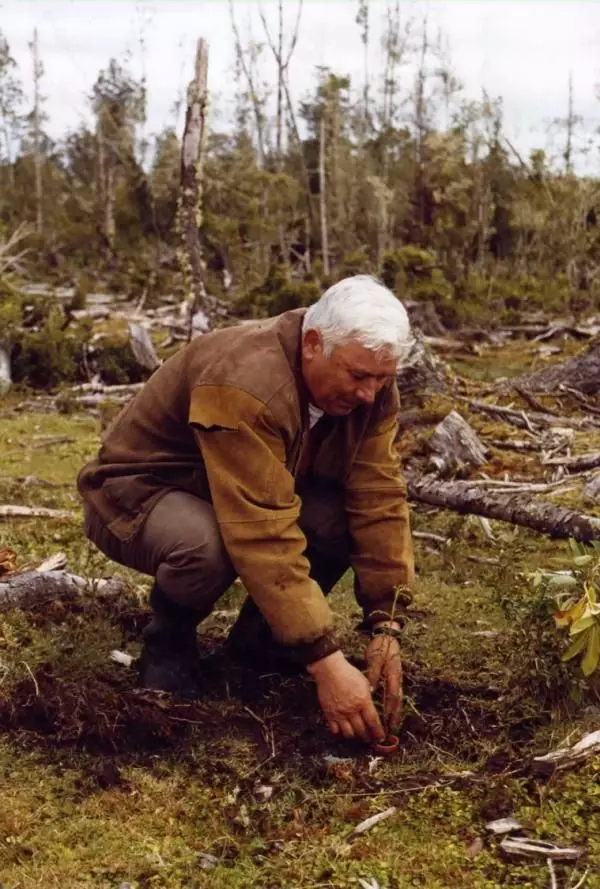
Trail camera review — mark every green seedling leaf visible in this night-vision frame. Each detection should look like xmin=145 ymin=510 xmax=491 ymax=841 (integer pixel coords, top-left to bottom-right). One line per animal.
xmin=562 ymin=629 xmax=591 ymax=663
xmin=568 ymin=539 xmax=584 ymax=558
xmin=554 ymin=595 xmax=586 ymax=628
xmin=569 ymin=614 xmax=598 ymax=636
xmin=581 ymin=625 xmax=600 ymax=676
xmin=573 ymin=555 xmax=593 ymax=567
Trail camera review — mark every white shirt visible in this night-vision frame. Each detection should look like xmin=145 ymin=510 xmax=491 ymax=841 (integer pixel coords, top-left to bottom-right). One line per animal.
xmin=308 ymin=403 xmax=324 ymax=429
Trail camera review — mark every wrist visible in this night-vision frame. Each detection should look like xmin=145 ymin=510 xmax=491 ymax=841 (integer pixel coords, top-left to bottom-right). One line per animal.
xmin=306 ymin=649 xmax=345 ymax=678
xmin=372 ymin=619 xmax=402 ymax=631
xmin=370 ymin=622 xmax=402 ymax=640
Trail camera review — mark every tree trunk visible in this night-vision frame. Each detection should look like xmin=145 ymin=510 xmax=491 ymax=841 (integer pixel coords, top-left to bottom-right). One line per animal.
xmin=0 ymin=571 xmax=126 ymax=614
xmin=406 ymin=472 xmax=600 ymax=542
xmin=0 ymin=341 xmax=11 ymax=395
xmin=178 ymin=38 xmax=209 ymax=337
xmin=31 ymin=28 xmax=43 ymax=235
xmin=319 ymin=112 xmax=330 ymax=276
xmin=508 ymin=337 xmax=600 ymax=396
xmin=428 ymin=411 xmax=488 ymax=477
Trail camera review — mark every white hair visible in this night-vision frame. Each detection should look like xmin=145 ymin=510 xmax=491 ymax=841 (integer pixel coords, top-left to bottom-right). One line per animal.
xmin=303 ymin=274 xmax=412 ymax=363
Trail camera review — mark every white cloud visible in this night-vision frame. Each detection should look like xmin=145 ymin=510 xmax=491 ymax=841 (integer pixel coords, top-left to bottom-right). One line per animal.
xmin=2 ymin=0 xmax=599 ymax=168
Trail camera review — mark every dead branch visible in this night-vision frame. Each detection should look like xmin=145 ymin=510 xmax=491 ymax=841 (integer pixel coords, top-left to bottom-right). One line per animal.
xmin=0 ymin=570 xmax=126 ymax=613
xmin=0 ymin=505 xmax=76 ymax=520
xmin=467 ymin=399 xmax=599 ymax=430
xmin=507 ymin=336 xmax=600 ymax=396
xmin=406 ymin=473 xmax=600 ymax=542
xmin=543 ymin=452 xmax=600 ymax=472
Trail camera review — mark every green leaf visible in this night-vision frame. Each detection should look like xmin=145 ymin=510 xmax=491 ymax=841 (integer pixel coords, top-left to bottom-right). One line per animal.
xmin=581 ymin=625 xmax=600 ymax=677
xmin=569 ymin=615 xmax=597 ymax=636
xmin=562 ymin=630 xmax=590 ymax=663
xmin=573 ymin=555 xmax=593 ymax=567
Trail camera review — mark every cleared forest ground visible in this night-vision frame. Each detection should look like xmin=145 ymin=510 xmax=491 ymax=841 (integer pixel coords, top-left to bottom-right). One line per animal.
xmin=0 ymin=335 xmax=599 ymax=889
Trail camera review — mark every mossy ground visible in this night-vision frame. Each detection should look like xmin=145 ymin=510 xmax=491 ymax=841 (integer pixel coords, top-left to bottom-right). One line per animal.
xmin=1 ymin=338 xmax=600 ymax=889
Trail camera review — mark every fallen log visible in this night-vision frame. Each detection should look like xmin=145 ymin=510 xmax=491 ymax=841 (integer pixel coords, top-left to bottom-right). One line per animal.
xmin=0 ymin=505 xmax=76 ymax=520
xmin=0 ymin=570 xmax=126 ymax=613
xmin=467 ymin=399 xmax=599 ymax=430
xmin=406 ymin=473 xmax=600 ymax=542
xmin=543 ymin=452 xmax=600 ymax=472
xmin=507 ymin=336 xmax=600 ymax=396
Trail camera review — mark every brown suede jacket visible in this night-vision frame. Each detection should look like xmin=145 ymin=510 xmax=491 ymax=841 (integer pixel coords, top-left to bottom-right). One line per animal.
xmin=78 ymin=309 xmax=414 ymax=662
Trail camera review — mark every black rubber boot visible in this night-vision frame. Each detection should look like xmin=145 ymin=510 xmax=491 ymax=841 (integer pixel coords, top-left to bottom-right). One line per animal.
xmin=138 ymin=584 xmax=203 ymax=699
xmin=226 ymin=549 xmax=348 ymax=673
xmin=226 ymin=597 xmax=302 ymax=673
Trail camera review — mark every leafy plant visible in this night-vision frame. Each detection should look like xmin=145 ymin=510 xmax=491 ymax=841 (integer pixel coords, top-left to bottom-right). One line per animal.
xmin=530 ymin=540 xmax=600 ymax=677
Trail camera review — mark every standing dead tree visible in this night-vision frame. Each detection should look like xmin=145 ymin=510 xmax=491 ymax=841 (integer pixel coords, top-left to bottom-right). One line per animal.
xmin=258 ymin=0 xmax=316 ymax=270
xmin=177 ymin=38 xmax=210 ymax=338
xmin=29 ymin=28 xmax=43 ymax=235
xmin=229 ymin=2 xmax=267 ymax=167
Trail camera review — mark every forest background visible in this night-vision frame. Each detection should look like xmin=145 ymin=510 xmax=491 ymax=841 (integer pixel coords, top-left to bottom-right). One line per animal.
xmin=2 ymin=0 xmax=600 ymax=382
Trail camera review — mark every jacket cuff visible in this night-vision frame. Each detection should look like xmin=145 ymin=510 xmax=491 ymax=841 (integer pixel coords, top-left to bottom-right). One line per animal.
xmin=357 ymin=588 xmax=413 ymax=632
xmin=289 ymin=632 xmax=340 ymax=666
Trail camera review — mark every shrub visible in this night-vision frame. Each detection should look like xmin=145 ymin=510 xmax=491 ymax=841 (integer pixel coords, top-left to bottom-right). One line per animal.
xmin=234 ymin=263 xmax=320 ymax=318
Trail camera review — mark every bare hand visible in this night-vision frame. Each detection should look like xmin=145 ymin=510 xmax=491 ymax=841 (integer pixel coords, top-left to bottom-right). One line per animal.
xmin=366 ymin=633 xmax=403 ymax=733
xmin=307 ymin=651 xmax=384 ymax=743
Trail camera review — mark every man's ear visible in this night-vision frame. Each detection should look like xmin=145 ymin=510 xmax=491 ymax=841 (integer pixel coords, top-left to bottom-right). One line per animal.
xmin=302 ymin=328 xmax=324 ymax=361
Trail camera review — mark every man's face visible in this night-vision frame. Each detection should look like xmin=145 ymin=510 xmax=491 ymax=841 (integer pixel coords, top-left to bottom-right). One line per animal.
xmin=301 ymin=330 xmax=397 ymax=416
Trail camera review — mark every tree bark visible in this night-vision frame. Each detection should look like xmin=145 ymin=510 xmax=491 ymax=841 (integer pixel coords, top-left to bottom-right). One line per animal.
xmin=406 ymin=472 xmax=600 ymax=542
xmin=507 ymin=337 xmax=600 ymax=396
xmin=178 ymin=38 xmax=209 ymax=337
xmin=319 ymin=112 xmax=330 ymax=275
xmin=428 ymin=411 xmax=488 ymax=476
xmin=0 ymin=571 xmax=126 ymax=613
xmin=31 ymin=28 xmax=43 ymax=235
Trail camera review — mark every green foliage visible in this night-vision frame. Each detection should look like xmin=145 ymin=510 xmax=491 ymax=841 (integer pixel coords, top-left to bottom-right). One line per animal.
xmin=494 ymin=541 xmax=600 ymax=715
xmin=381 ymin=246 xmax=453 ymax=310
xmin=11 ymin=307 xmax=82 ymax=388
xmin=91 ymin=339 xmax=147 ymax=385
xmin=544 ymin=540 xmax=600 ymax=677
xmin=234 ymin=263 xmax=320 ymax=318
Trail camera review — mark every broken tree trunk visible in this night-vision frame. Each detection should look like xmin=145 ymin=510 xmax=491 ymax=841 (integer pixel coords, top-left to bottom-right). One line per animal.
xmin=396 ymin=334 xmax=452 ymax=408
xmin=428 ymin=410 xmax=488 ymax=477
xmin=178 ymin=38 xmax=210 ymax=339
xmin=506 ymin=336 xmax=600 ymax=395
xmin=406 ymin=472 xmax=600 ymax=542
xmin=0 ymin=340 xmax=11 ymax=395
xmin=128 ymin=323 xmax=161 ymax=372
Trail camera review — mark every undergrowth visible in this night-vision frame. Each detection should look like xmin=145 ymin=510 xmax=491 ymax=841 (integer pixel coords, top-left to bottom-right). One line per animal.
xmin=0 ymin=402 xmax=599 ymax=888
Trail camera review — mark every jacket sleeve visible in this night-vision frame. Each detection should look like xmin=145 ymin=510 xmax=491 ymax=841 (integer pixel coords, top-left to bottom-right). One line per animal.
xmin=189 ymin=384 xmax=338 ymax=664
xmin=345 ymin=387 xmax=415 ymax=627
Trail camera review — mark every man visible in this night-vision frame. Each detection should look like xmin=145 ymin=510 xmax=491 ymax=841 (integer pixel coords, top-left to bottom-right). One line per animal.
xmin=78 ymin=274 xmax=415 ymax=745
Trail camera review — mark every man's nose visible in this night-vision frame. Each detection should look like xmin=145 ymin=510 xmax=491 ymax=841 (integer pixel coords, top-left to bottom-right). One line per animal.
xmin=357 ymin=381 xmax=377 ymax=403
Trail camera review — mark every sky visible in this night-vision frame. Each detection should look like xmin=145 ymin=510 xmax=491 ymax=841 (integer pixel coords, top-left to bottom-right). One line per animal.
xmin=2 ymin=0 xmax=600 ymax=169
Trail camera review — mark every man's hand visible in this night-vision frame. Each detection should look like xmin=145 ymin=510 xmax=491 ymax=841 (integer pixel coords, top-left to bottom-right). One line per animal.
xmin=365 ymin=624 xmax=403 ymax=733
xmin=307 ymin=650 xmax=384 ymax=743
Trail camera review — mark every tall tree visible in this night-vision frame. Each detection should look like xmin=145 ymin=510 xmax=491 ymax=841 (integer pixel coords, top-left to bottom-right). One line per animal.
xmin=91 ymin=58 xmax=146 ymax=255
